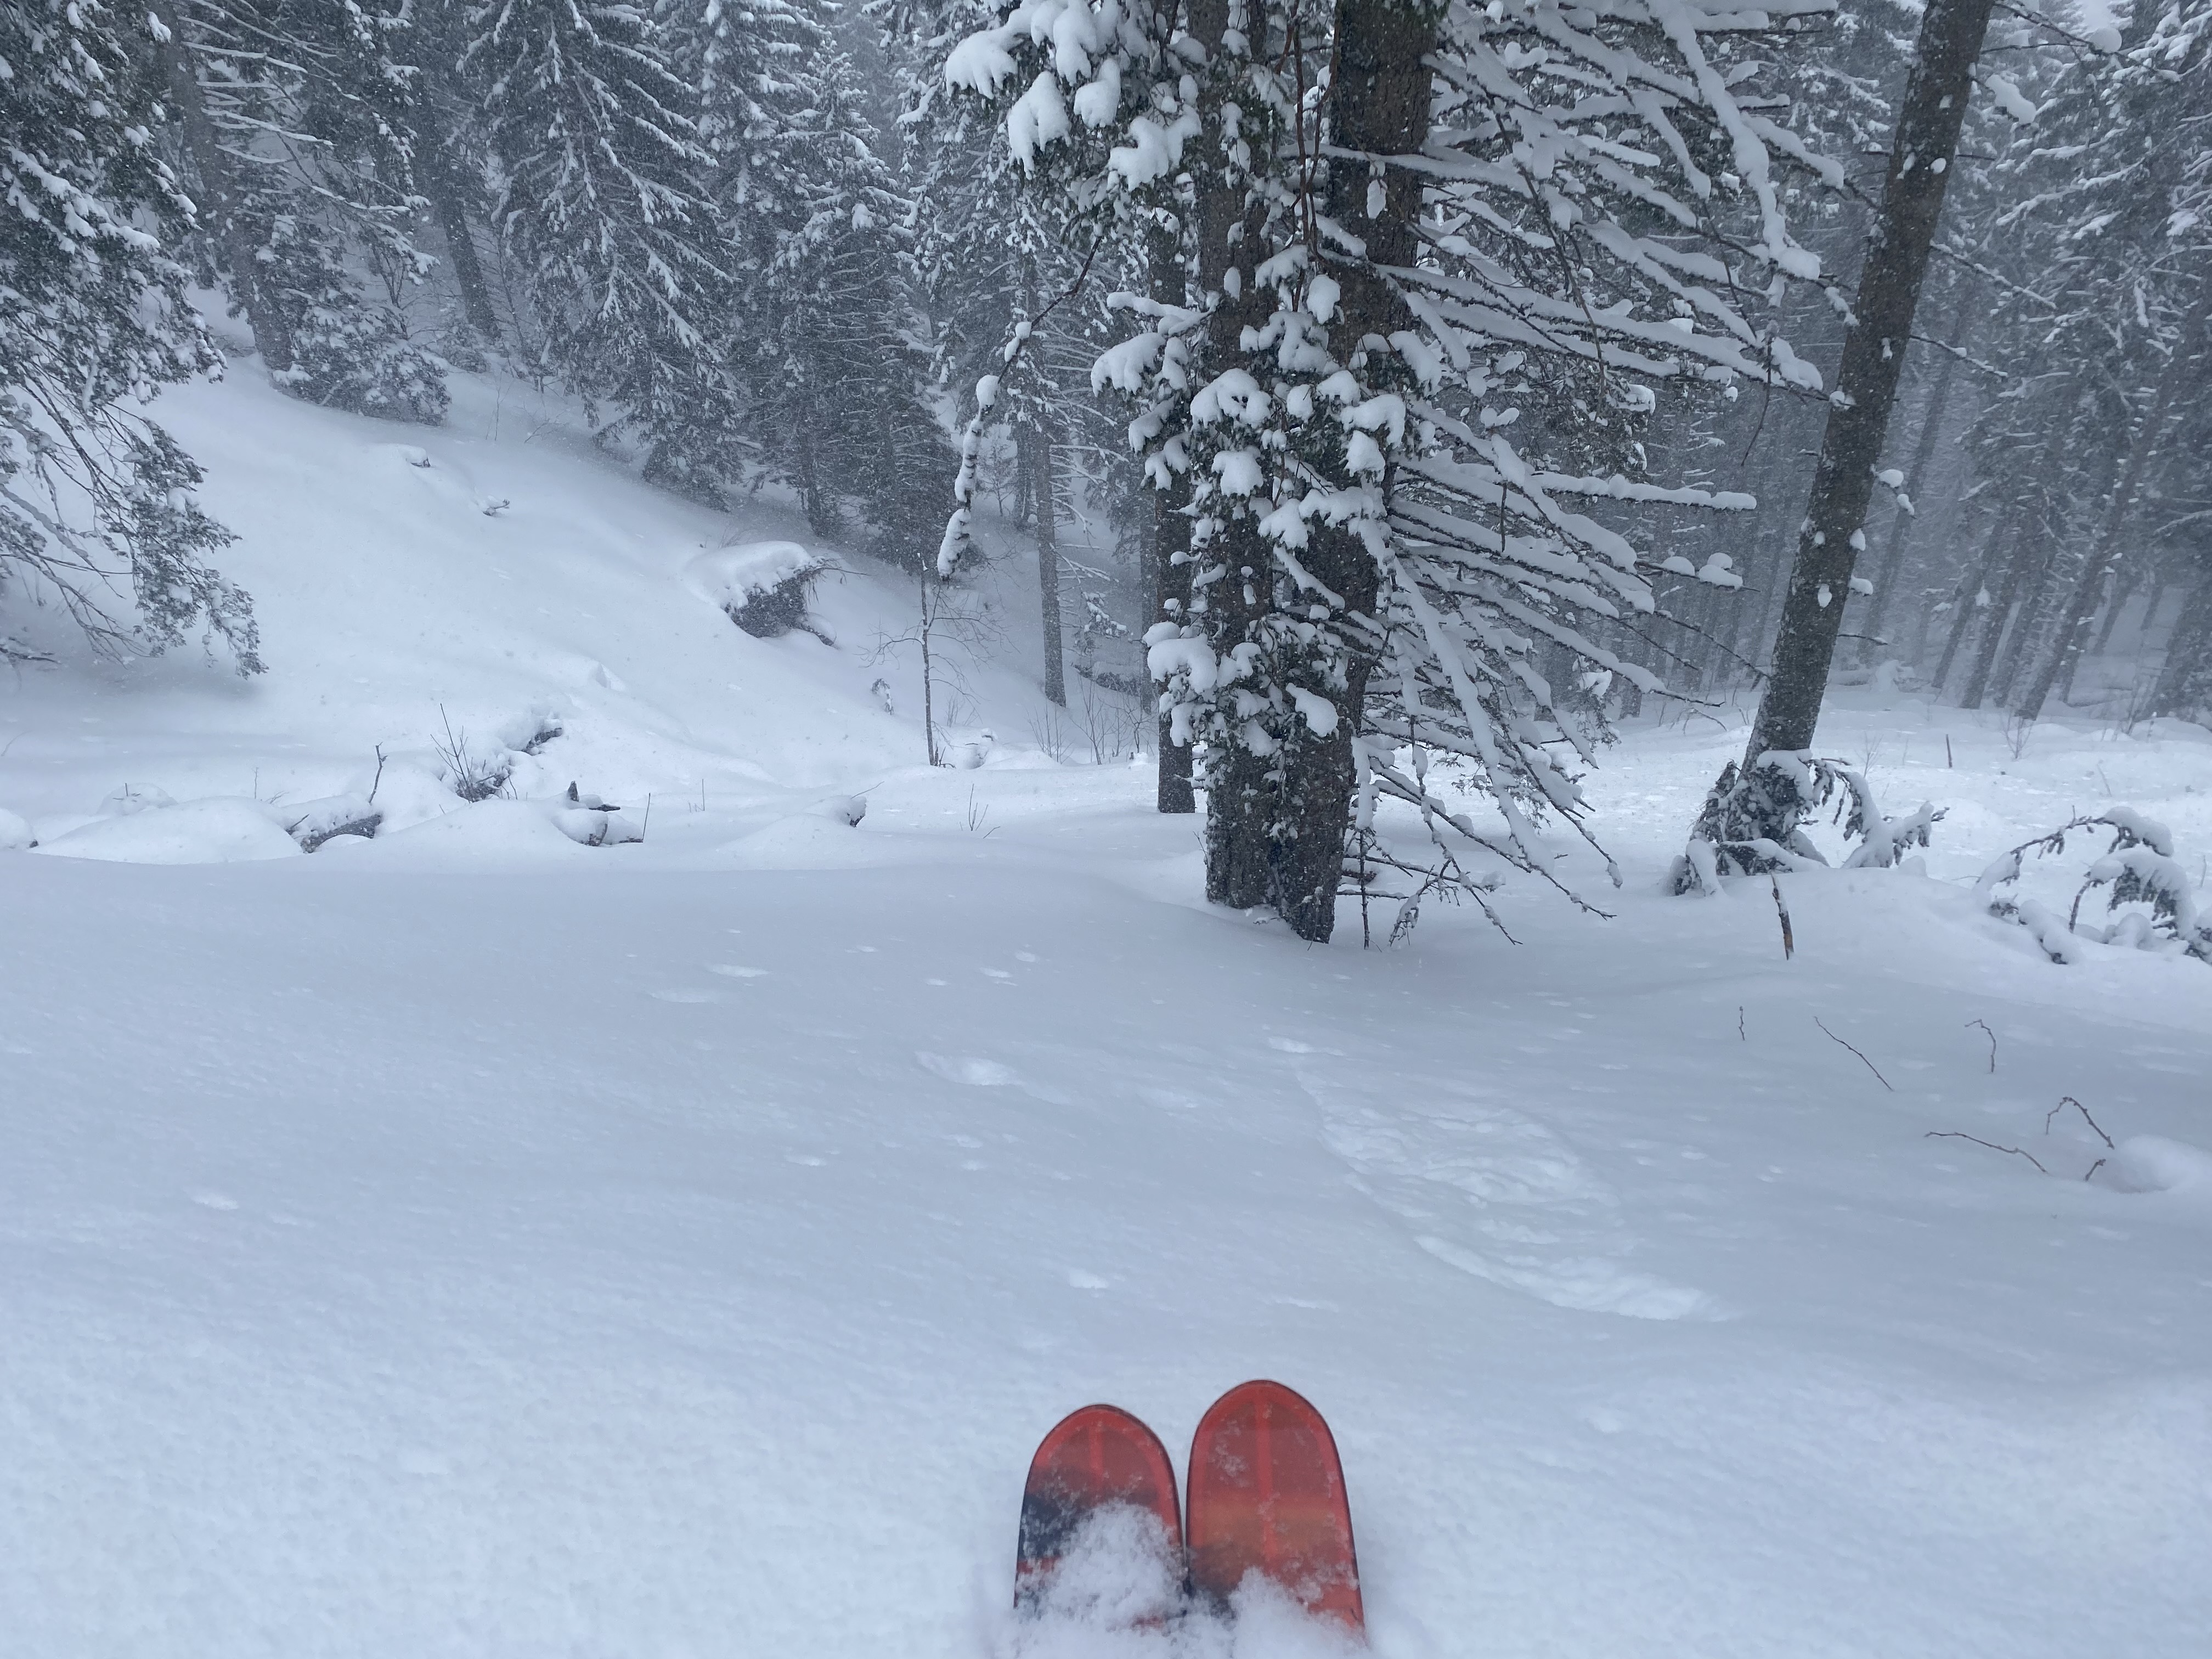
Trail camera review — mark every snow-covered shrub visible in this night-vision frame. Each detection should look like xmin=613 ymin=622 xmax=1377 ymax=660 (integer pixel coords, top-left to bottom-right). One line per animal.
xmin=1975 ymin=809 xmax=2212 ymax=964
xmin=1674 ymin=754 xmax=1943 ymax=895
xmin=686 ymin=543 xmax=828 ymax=641
xmin=431 ymin=710 xmax=515 ymax=802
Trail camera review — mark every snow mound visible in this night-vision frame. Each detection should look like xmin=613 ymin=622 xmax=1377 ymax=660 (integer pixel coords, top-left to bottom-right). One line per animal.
xmin=2103 ymin=1136 xmax=2212 ymax=1197
xmin=30 ymin=798 xmax=301 ymax=865
xmin=348 ymin=799 xmax=599 ymax=868
xmin=0 ymin=807 xmax=30 ymax=850
xmin=684 ymin=540 xmax=822 ymax=607
xmin=1001 ymin=1506 xmax=1360 ymax=1659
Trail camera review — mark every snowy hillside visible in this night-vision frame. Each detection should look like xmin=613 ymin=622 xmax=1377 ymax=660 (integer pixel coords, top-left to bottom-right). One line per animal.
xmin=3 ymin=370 xmax=2210 ymax=1659
xmin=0 ymin=359 xmax=1082 ymax=853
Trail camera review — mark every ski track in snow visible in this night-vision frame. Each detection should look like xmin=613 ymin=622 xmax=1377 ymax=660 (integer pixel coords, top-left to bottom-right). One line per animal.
xmin=1293 ymin=1068 xmax=1731 ymax=1322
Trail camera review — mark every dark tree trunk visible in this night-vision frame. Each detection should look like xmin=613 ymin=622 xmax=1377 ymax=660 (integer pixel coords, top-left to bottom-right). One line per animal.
xmin=1739 ymin=0 xmax=1996 ymax=763
xmin=1931 ymin=506 xmax=2018 ymax=692
xmin=417 ymin=136 xmax=501 ymax=341
xmin=1194 ymin=0 xmax=1279 ymax=911
xmin=151 ymin=0 xmax=294 ymax=371
xmin=1959 ymin=532 xmax=2035 ymax=709
xmin=1031 ymin=428 xmax=1066 ymax=707
xmin=1254 ymin=0 xmax=1441 ymax=942
xmin=2013 ymin=289 xmax=2209 ymax=721
xmin=2092 ymin=565 xmax=2139 ymax=655
xmin=1989 ymin=536 xmax=2058 ymax=707
xmin=1149 ymin=218 xmax=1196 ymax=812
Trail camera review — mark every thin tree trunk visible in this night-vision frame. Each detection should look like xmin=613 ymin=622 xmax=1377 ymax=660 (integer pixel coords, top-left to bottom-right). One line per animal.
xmin=2091 ymin=565 xmax=2139 ymax=655
xmin=1862 ymin=287 xmax=1973 ymax=660
xmin=1960 ymin=533 xmax=2034 ymax=709
xmin=1739 ymin=0 xmax=1996 ymax=763
xmin=1990 ymin=537 xmax=2057 ymax=706
xmin=2152 ymin=577 xmax=2212 ymax=717
xmin=1932 ymin=506 xmax=2016 ymax=691
xmin=1149 ymin=218 xmax=1196 ymax=812
xmin=151 ymin=0 xmax=293 ymax=371
xmin=418 ymin=136 xmax=500 ymax=341
xmin=2013 ymin=287 xmax=2210 ymax=720
xmin=1032 ymin=428 xmax=1066 ymax=707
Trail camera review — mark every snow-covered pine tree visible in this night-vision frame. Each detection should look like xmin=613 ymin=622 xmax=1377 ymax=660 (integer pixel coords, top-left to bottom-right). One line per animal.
xmin=407 ymin=0 xmax=505 ymax=347
xmin=469 ymin=0 xmax=736 ymax=498
xmin=153 ymin=0 xmax=448 ymax=421
xmin=944 ymin=0 xmax=1835 ymax=939
xmin=1997 ymin=1 xmax=2211 ymax=723
xmin=891 ymin=0 xmax=1139 ymax=691
xmin=692 ymin=0 xmax=947 ymax=558
xmin=0 ymin=0 xmax=259 ymax=668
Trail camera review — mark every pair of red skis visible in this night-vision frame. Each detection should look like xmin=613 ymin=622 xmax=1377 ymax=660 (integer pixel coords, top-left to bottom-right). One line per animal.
xmin=1016 ymin=1380 xmax=1363 ymax=1635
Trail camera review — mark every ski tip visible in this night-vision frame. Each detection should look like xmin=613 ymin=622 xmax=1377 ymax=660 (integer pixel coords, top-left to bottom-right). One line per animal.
xmin=1017 ymin=1402 xmax=1184 ymax=1605
xmin=1188 ymin=1380 xmax=1364 ymax=1634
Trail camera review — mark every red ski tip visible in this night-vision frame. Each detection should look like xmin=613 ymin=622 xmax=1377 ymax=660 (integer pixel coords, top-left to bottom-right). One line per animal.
xmin=1187 ymin=1379 xmax=1364 ymax=1634
xmin=1015 ymin=1403 xmax=1183 ymax=1606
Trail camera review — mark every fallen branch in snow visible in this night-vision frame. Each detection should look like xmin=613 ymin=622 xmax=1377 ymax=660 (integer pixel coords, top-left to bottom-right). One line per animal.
xmin=1770 ymin=876 xmax=1795 ymax=960
xmin=1925 ymin=1132 xmax=2047 ymax=1174
xmin=2045 ymin=1096 xmax=2113 ymax=1149
xmin=1815 ymin=1017 xmax=1893 ymax=1091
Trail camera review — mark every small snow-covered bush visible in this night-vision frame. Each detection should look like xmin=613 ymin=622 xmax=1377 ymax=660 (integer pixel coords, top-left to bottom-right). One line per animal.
xmin=1674 ymin=754 xmax=1943 ymax=895
xmin=685 ymin=543 xmax=827 ymax=640
xmin=432 ymin=709 xmax=515 ymax=803
xmin=1976 ymin=809 xmax=2212 ymax=964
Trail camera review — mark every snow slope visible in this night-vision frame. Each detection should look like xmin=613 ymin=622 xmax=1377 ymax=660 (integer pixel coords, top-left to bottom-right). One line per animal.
xmin=2 ymin=368 xmax=2208 ymax=1658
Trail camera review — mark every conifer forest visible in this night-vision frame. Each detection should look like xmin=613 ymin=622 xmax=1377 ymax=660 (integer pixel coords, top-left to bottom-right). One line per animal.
xmin=2 ymin=0 xmax=2208 ymax=1653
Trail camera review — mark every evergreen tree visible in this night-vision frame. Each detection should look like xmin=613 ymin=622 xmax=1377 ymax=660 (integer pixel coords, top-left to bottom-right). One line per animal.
xmin=699 ymin=0 xmax=947 ymax=558
xmin=939 ymin=0 xmax=1835 ymax=939
xmin=153 ymin=0 xmax=448 ymax=421
xmin=0 ymin=0 xmax=259 ymax=667
xmin=468 ymin=0 xmax=737 ymax=497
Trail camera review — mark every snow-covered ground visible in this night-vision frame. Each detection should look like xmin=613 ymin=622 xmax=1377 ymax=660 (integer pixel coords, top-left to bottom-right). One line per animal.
xmin=3 ymin=368 xmax=2208 ymax=1658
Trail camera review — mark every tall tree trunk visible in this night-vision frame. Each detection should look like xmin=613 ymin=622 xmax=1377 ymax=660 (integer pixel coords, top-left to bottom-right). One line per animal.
xmin=1989 ymin=535 xmax=2058 ymax=706
xmin=1931 ymin=505 xmax=2018 ymax=691
xmin=1149 ymin=218 xmax=1196 ymax=812
xmin=1738 ymin=0 xmax=1995 ymax=763
xmin=1032 ymin=428 xmax=1066 ymax=707
xmin=1861 ymin=287 xmax=1973 ymax=661
xmin=1959 ymin=532 xmax=2035 ymax=709
xmin=150 ymin=0 xmax=294 ymax=371
xmin=2152 ymin=576 xmax=2212 ymax=718
xmin=2091 ymin=565 xmax=2140 ymax=655
xmin=1256 ymin=0 xmax=1442 ymax=941
xmin=417 ymin=136 xmax=501 ymax=341
xmin=2013 ymin=288 xmax=2210 ymax=721
xmin=1195 ymin=0 xmax=1277 ymax=911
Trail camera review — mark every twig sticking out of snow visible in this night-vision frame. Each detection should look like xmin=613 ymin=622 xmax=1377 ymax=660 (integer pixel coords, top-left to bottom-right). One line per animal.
xmin=2045 ymin=1096 xmax=2114 ymax=1149
xmin=1966 ymin=1018 xmax=1997 ymax=1073
xmin=1770 ymin=876 xmax=1795 ymax=960
xmin=1815 ymin=1017 xmax=1893 ymax=1091
xmin=1925 ymin=1132 xmax=2048 ymax=1174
